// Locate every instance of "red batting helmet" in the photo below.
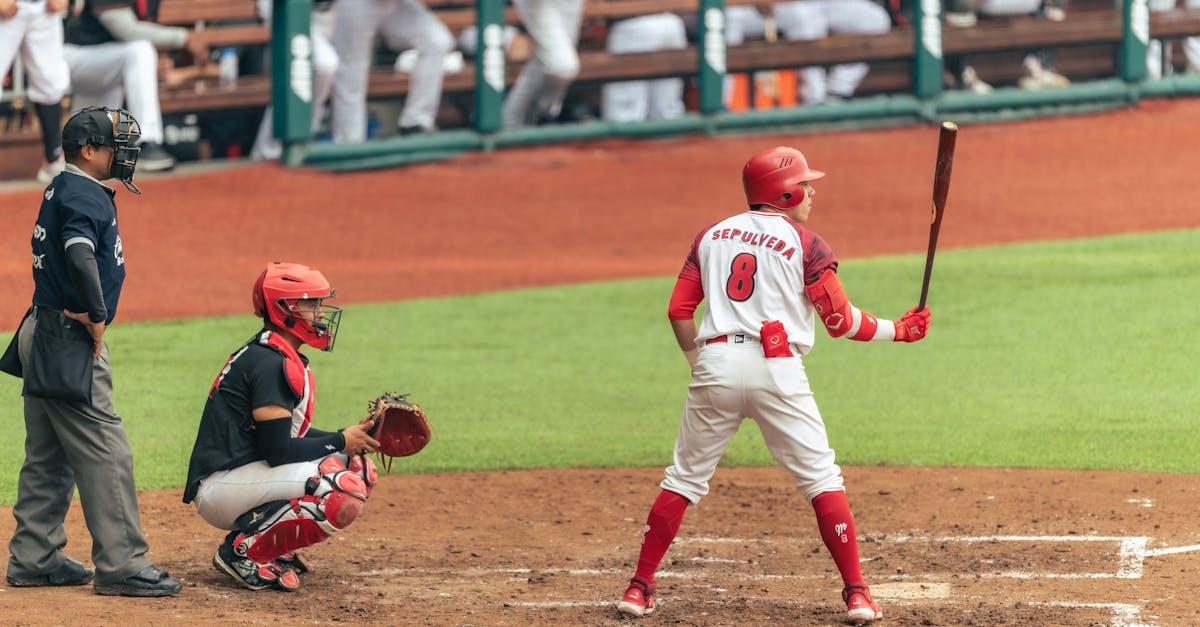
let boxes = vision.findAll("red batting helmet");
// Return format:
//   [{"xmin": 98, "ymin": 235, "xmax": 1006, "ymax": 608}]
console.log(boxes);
[
  {"xmin": 742, "ymin": 146, "xmax": 825, "ymax": 210},
  {"xmin": 252, "ymin": 262, "xmax": 342, "ymax": 351}
]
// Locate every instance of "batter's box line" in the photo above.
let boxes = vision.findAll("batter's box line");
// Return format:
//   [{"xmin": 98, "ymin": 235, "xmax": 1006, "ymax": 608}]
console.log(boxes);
[
  {"xmin": 684, "ymin": 534, "xmax": 1200, "ymax": 580},
  {"xmin": 357, "ymin": 536, "xmax": 1200, "ymax": 581},
  {"xmin": 1028, "ymin": 601, "xmax": 1154, "ymax": 627}
]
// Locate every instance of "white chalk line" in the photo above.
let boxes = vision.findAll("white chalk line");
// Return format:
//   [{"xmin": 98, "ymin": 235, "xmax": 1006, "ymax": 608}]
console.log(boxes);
[
  {"xmin": 359, "ymin": 535, "xmax": 1199, "ymax": 582},
  {"xmin": 356, "ymin": 535, "xmax": 1200, "ymax": 626},
  {"xmin": 1144, "ymin": 543, "xmax": 1200, "ymax": 557},
  {"xmin": 1030, "ymin": 602, "xmax": 1153, "ymax": 627},
  {"xmin": 507, "ymin": 584, "xmax": 953, "ymax": 609}
]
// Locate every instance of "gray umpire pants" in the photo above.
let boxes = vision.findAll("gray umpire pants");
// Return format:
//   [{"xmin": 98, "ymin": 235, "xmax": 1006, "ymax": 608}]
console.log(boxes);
[{"xmin": 6, "ymin": 307, "xmax": 152, "ymax": 586}]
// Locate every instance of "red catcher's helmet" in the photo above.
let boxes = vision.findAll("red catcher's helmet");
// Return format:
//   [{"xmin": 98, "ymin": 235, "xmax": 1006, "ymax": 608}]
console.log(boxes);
[
  {"xmin": 742, "ymin": 146, "xmax": 825, "ymax": 210},
  {"xmin": 252, "ymin": 262, "xmax": 342, "ymax": 351}
]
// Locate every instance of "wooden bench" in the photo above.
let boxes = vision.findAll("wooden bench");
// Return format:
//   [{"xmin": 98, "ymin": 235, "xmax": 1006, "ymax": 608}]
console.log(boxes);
[
  {"xmin": 151, "ymin": 0, "xmax": 788, "ymax": 115},
  {"xmin": 10, "ymin": 2, "xmax": 1200, "ymax": 146},
  {"xmin": 156, "ymin": 0, "xmax": 268, "ymax": 49}
]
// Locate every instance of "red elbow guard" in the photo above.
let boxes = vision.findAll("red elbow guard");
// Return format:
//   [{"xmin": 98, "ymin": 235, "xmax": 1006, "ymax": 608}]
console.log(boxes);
[{"xmin": 804, "ymin": 269, "xmax": 852, "ymax": 337}]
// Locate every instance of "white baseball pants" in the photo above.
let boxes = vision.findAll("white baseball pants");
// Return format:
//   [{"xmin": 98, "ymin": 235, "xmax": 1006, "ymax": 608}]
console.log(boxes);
[
  {"xmin": 661, "ymin": 337, "xmax": 845, "ymax": 505},
  {"xmin": 502, "ymin": 0, "xmax": 585, "ymax": 128},
  {"xmin": 193, "ymin": 457, "xmax": 335, "ymax": 530},
  {"xmin": 332, "ymin": 0, "xmax": 453, "ymax": 141},
  {"xmin": 251, "ymin": 9, "xmax": 338, "ymax": 159},
  {"xmin": 63, "ymin": 41, "xmax": 165, "ymax": 145},
  {"xmin": 1148, "ymin": 0, "xmax": 1200, "ymax": 77},
  {"xmin": 601, "ymin": 13, "xmax": 687, "ymax": 123},
  {"xmin": 0, "ymin": 1, "xmax": 69, "ymax": 105},
  {"xmin": 772, "ymin": 0, "xmax": 891, "ymax": 103}
]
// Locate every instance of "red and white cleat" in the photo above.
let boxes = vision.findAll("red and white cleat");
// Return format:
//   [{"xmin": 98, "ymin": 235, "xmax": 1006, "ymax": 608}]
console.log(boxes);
[
  {"xmin": 617, "ymin": 576, "xmax": 656, "ymax": 618},
  {"xmin": 843, "ymin": 584, "xmax": 883, "ymax": 624}
]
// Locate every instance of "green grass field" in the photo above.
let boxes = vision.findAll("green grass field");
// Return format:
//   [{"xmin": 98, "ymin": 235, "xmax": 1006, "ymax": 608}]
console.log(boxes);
[{"xmin": 0, "ymin": 229, "xmax": 1196, "ymax": 505}]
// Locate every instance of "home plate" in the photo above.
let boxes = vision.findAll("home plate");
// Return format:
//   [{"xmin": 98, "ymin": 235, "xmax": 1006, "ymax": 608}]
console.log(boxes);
[{"xmin": 872, "ymin": 582, "xmax": 952, "ymax": 599}]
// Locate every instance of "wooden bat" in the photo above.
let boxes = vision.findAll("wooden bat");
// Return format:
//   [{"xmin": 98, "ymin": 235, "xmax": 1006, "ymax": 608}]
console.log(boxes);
[{"xmin": 918, "ymin": 121, "xmax": 958, "ymax": 311}]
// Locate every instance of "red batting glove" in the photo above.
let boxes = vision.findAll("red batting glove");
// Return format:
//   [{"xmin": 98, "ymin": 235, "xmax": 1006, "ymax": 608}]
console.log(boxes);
[{"xmin": 893, "ymin": 307, "xmax": 931, "ymax": 342}]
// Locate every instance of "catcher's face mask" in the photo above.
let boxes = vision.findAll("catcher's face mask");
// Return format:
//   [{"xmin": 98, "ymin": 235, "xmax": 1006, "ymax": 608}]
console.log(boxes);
[{"xmin": 282, "ymin": 297, "xmax": 342, "ymax": 352}]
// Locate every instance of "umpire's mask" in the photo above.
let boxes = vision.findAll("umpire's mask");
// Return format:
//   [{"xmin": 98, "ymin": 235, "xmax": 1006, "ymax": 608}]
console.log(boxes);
[{"xmin": 62, "ymin": 106, "xmax": 143, "ymax": 194}]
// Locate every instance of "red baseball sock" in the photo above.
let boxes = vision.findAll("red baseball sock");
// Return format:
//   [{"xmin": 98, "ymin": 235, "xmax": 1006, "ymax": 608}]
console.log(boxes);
[
  {"xmin": 633, "ymin": 489, "xmax": 690, "ymax": 584},
  {"xmin": 812, "ymin": 490, "xmax": 864, "ymax": 586}
]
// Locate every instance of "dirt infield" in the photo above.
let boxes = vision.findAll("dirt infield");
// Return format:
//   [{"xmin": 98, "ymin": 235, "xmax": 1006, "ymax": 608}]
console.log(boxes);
[
  {"xmin": 3, "ymin": 466, "xmax": 1200, "ymax": 626},
  {"xmin": 1, "ymin": 99, "xmax": 1199, "ymax": 625}
]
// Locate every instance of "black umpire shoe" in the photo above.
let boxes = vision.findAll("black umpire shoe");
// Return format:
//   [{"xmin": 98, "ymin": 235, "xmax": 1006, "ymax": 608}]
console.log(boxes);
[
  {"xmin": 6, "ymin": 557, "xmax": 94, "ymax": 587},
  {"xmin": 93, "ymin": 564, "xmax": 182, "ymax": 597},
  {"xmin": 136, "ymin": 142, "xmax": 177, "ymax": 173}
]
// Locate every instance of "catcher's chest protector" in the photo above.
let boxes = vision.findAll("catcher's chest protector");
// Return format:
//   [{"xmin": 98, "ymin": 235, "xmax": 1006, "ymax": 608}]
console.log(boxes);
[{"xmin": 258, "ymin": 331, "xmax": 316, "ymax": 436}]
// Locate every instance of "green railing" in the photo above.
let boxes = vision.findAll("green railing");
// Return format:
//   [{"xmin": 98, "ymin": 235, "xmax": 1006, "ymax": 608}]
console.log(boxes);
[{"xmin": 269, "ymin": 0, "xmax": 1200, "ymax": 171}]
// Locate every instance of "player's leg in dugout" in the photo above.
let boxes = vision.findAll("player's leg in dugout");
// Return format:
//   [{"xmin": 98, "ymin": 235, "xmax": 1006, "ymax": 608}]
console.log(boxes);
[
  {"xmin": 331, "ymin": 0, "xmax": 383, "ymax": 142},
  {"xmin": 62, "ymin": 42, "xmax": 160, "ymax": 135},
  {"xmin": 503, "ymin": 0, "xmax": 584, "ymax": 127},
  {"xmin": 379, "ymin": 0, "xmax": 453, "ymax": 133},
  {"xmin": 773, "ymin": 1, "xmax": 833, "ymax": 103},
  {"xmin": 604, "ymin": 13, "xmax": 687, "ymax": 122},
  {"xmin": 822, "ymin": 0, "xmax": 890, "ymax": 100}
]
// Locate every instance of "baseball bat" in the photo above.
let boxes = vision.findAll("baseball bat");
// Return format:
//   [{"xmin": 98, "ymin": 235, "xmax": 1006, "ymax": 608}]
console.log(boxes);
[{"xmin": 917, "ymin": 121, "xmax": 958, "ymax": 311}]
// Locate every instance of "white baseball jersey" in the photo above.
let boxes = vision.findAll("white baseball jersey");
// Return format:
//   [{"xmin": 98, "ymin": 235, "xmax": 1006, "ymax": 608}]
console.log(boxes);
[{"xmin": 681, "ymin": 210, "xmax": 836, "ymax": 355}]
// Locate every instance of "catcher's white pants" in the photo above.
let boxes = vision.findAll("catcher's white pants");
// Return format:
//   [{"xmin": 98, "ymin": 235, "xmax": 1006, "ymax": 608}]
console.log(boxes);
[
  {"xmin": 0, "ymin": 1, "xmax": 69, "ymax": 104},
  {"xmin": 601, "ymin": 13, "xmax": 687, "ymax": 122},
  {"xmin": 63, "ymin": 41, "xmax": 165, "ymax": 145},
  {"xmin": 660, "ymin": 336, "xmax": 844, "ymax": 504},
  {"xmin": 193, "ymin": 456, "xmax": 344, "ymax": 530}
]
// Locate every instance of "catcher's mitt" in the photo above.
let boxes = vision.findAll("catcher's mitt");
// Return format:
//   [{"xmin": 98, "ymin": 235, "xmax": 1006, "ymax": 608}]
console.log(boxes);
[{"xmin": 366, "ymin": 392, "xmax": 431, "ymax": 470}]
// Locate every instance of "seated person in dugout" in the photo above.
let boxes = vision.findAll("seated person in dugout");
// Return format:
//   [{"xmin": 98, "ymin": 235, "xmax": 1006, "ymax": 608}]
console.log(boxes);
[{"xmin": 182, "ymin": 261, "xmax": 381, "ymax": 591}]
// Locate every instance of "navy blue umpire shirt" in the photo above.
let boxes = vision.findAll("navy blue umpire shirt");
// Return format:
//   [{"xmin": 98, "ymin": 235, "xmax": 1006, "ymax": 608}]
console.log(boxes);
[{"xmin": 31, "ymin": 166, "xmax": 126, "ymax": 324}]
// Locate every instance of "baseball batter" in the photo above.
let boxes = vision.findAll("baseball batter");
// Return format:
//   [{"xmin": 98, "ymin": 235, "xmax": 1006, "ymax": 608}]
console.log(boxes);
[
  {"xmin": 0, "ymin": 0, "xmax": 71, "ymax": 181},
  {"xmin": 502, "ymin": 0, "xmax": 585, "ymax": 128},
  {"xmin": 617, "ymin": 146, "xmax": 931, "ymax": 624},
  {"xmin": 183, "ymin": 262, "xmax": 381, "ymax": 592}
]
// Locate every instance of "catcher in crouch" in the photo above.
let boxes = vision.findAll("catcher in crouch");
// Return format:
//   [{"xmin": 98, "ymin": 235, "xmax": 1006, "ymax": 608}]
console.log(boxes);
[{"xmin": 182, "ymin": 262, "xmax": 381, "ymax": 592}]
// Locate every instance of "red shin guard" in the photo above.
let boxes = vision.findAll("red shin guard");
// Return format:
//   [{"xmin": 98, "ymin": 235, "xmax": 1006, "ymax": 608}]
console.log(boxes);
[
  {"xmin": 812, "ymin": 490, "xmax": 865, "ymax": 586},
  {"xmin": 635, "ymin": 490, "xmax": 690, "ymax": 583}
]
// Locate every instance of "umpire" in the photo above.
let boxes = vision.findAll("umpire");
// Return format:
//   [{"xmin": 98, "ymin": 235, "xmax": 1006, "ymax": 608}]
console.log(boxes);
[{"xmin": 0, "ymin": 107, "xmax": 180, "ymax": 597}]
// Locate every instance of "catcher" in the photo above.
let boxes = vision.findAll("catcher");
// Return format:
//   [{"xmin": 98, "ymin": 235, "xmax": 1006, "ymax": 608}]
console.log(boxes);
[{"xmin": 182, "ymin": 262, "xmax": 427, "ymax": 592}]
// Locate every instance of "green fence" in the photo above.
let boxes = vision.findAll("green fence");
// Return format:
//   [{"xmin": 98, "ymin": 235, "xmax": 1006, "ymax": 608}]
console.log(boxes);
[{"xmin": 270, "ymin": 0, "xmax": 1200, "ymax": 171}]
